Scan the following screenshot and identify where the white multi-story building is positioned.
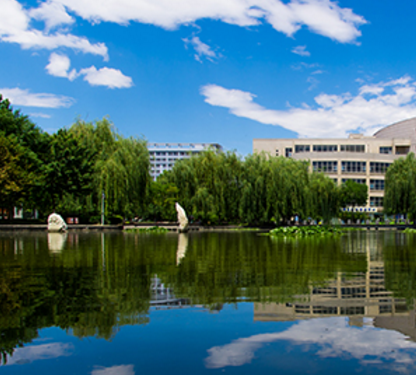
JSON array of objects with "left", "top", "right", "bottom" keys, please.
[
  {"left": 148, "top": 143, "right": 223, "bottom": 180},
  {"left": 253, "top": 118, "right": 416, "bottom": 212}
]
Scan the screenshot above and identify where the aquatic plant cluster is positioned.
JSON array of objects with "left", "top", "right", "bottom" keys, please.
[
  {"left": 268, "top": 226, "right": 343, "bottom": 237},
  {"left": 125, "top": 226, "right": 170, "bottom": 233}
]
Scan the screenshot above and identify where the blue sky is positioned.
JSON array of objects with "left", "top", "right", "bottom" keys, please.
[{"left": 2, "top": 0, "right": 416, "bottom": 155}]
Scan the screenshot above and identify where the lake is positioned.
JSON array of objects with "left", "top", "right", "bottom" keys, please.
[{"left": 1, "top": 230, "right": 416, "bottom": 374}]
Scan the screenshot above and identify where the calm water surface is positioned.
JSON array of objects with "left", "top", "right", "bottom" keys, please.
[{"left": 1, "top": 231, "right": 416, "bottom": 374}]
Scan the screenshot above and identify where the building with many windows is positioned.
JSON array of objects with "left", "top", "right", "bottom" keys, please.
[
  {"left": 148, "top": 143, "right": 223, "bottom": 180},
  {"left": 253, "top": 118, "right": 416, "bottom": 212}
]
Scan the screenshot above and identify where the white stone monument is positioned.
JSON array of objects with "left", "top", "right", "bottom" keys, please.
[
  {"left": 175, "top": 202, "right": 189, "bottom": 233},
  {"left": 47, "top": 213, "right": 68, "bottom": 232}
]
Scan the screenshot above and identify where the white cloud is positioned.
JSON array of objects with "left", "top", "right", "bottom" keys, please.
[
  {"left": 29, "top": 0, "right": 74, "bottom": 31},
  {"left": 45, "top": 53, "right": 132, "bottom": 88},
  {"left": 0, "top": 87, "right": 75, "bottom": 108},
  {"left": 46, "top": 52, "right": 77, "bottom": 79},
  {"left": 92, "top": 365, "right": 135, "bottom": 375},
  {"left": 307, "top": 76, "right": 319, "bottom": 90},
  {"left": 183, "top": 36, "right": 219, "bottom": 62},
  {"left": 205, "top": 318, "right": 416, "bottom": 372},
  {"left": 50, "top": 0, "right": 366, "bottom": 43},
  {"left": 5, "top": 343, "right": 72, "bottom": 365},
  {"left": 0, "top": 0, "right": 108, "bottom": 58},
  {"left": 78, "top": 66, "right": 133, "bottom": 88},
  {"left": 292, "top": 45, "right": 310, "bottom": 57},
  {"left": 29, "top": 112, "right": 52, "bottom": 118},
  {"left": 200, "top": 76, "right": 416, "bottom": 138}
]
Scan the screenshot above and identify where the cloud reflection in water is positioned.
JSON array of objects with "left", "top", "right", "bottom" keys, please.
[
  {"left": 92, "top": 364, "right": 135, "bottom": 375},
  {"left": 205, "top": 317, "right": 416, "bottom": 372},
  {"left": 5, "top": 342, "right": 73, "bottom": 365}
]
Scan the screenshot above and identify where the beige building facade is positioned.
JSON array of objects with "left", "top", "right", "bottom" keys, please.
[{"left": 253, "top": 118, "right": 416, "bottom": 212}]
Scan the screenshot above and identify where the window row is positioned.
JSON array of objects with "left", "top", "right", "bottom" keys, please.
[
  {"left": 370, "top": 197, "right": 384, "bottom": 207},
  {"left": 284, "top": 144, "right": 410, "bottom": 156},
  {"left": 149, "top": 151, "right": 200, "bottom": 156},
  {"left": 370, "top": 179, "right": 384, "bottom": 191},
  {"left": 341, "top": 161, "right": 366, "bottom": 173},
  {"left": 153, "top": 164, "right": 175, "bottom": 168},
  {"left": 312, "top": 161, "right": 391, "bottom": 174}
]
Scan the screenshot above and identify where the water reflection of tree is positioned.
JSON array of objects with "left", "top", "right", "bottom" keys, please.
[
  {"left": 167, "top": 232, "right": 367, "bottom": 305},
  {"left": 0, "top": 231, "right": 370, "bottom": 363},
  {"left": 383, "top": 232, "right": 416, "bottom": 303}
]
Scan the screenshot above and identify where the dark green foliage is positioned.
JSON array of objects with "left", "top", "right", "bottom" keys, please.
[
  {"left": 384, "top": 153, "right": 416, "bottom": 218},
  {"left": 42, "top": 128, "right": 96, "bottom": 211},
  {"left": 146, "top": 179, "right": 179, "bottom": 221},
  {"left": 0, "top": 94, "right": 151, "bottom": 220},
  {"left": 0, "top": 96, "right": 47, "bottom": 212},
  {"left": 1, "top": 94, "right": 345, "bottom": 223},
  {"left": 308, "top": 173, "right": 340, "bottom": 223},
  {"left": 339, "top": 179, "right": 368, "bottom": 208},
  {"left": 163, "top": 151, "right": 341, "bottom": 224},
  {"left": 0, "top": 134, "right": 37, "bottom": 208}
]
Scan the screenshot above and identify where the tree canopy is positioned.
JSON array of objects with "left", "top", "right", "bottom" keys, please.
[{"left": 384, "top": 153, "right": 416, "bottom": 218}]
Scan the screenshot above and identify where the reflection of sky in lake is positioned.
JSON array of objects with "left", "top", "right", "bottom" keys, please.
[
  {"left": 4, "top": 305, "right": 416, "bottom": 375},
  {"left": 4, "top": 342, "right": 73, "bottom": 366},
  {"left": 205, "top": 317, "right": 416, "bottom": 373}
]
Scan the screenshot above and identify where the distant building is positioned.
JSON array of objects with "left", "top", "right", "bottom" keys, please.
[
  {"left": 148, "top": 143, "right": 223, "bottom": 180},
  {"left": 253, "top": 118, "right": 416, "bottom": 212}
]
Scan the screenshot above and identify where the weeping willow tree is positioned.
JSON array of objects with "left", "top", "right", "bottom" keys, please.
[
  {"left": 308, "top": 173, "right": 339, "bottom": 223},
  {"left": 384, "top": 153, "right": 416, "bottom": 219},
  {"left": 94, "top": 136, "right": 150, "bottom": 217},
  {"left": 58, "top": 118, "right": 150, "bottom": 220},
  {"left": 163, "top": 151, "right": 340, "bottom": 225},
  {"left": 165, "top": 150, "right": 244, "bottom": 223},
  {"left": 239, "top": 154, "right": 311, "bottom": 224}
]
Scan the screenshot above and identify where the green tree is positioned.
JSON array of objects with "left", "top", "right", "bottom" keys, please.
[
  {"left": 42, "top": 129, "right": 96, "bottom": 212},
  {"left": 0, "top": 134, "right": 37, "bottom": 213},
  {"left": 384, "top": 153, "right": 416, "bottom": 219},
  {"left": 0, "top": 95, "right": 48, "bottom": 213},
  {"left": 339, "top": 180, "right": 368, "bottom": 209},
  {"left": 309, "top": 173, "right": 340, "bottom": 223}
]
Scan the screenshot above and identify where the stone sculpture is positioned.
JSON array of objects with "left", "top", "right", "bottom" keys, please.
[
  {"left": 175, "top": 202, "right": 189, "bottom": 233},
  {"left": 47, "top": 213, "right": 68, "bottom": 232}
]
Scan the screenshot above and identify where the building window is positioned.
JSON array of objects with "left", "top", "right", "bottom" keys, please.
[
  {"left": 313, "top": 145, "right": 338, "bottom": 152},
  {"left": 341, "top": 161, "right": 366, "bottom": 173},
  {"left": 312, "top": 161, "right": 338, "bottom": 173},
  {"left": 370, "top": 162, "right": 391, "bottom": 174},
  {"left": 370, "top": 179, "right": 385, "bottom": 191},
  {"left": 285, "top": 148, "right": 293, "bottom": 157},
  {"left": 396, "top": 146, "right": 410, "bottom": 155},
  {"left": 340, "top": 145, "right": 365, "bottom": 152},
  {"left": 342, "top": 179, "right": 366, "bottom": 184},
  {"left": 370, "top": 197, "right": 384, "bottom": 207},
  {"left": 379, "top": 146, "right": 392, "bottom": 154},
  {"left": 295, "top": 145, "right": 310, "bottom": 153}
]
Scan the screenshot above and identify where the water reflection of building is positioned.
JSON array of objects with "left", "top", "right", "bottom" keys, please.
[
  {"left": 255, "top": 234, "right": 413, "bottom": 328},
  {"left": 150, "top": 275, "right": 190, "bottom": 309}
]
